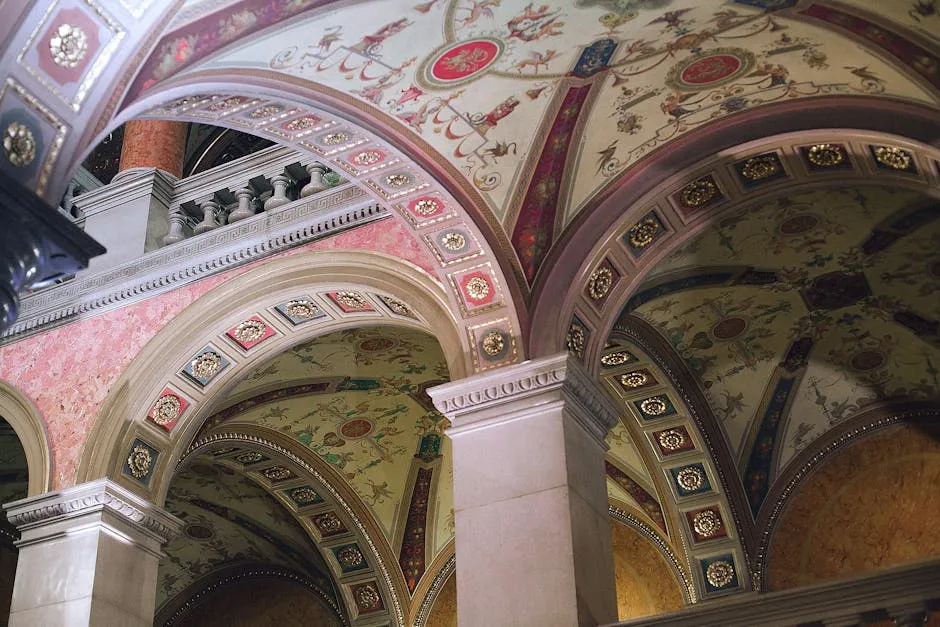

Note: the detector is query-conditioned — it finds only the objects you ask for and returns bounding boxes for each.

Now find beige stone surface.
[610,520,686,620]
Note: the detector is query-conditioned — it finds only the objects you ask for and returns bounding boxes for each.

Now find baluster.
[193,199,221,235]
[163,206,187,245]
[228,187,256,223]
[264,173,292,210]
[300,163,326,197]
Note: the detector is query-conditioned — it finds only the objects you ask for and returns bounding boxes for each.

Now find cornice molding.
[429,352,621,443]
[603,559,940,627]
[1,185,385,345]
[3,478,182,544]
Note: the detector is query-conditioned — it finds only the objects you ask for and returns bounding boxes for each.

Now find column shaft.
[118,120,187,178]
[430,353,619,627]
[3,479,181,626]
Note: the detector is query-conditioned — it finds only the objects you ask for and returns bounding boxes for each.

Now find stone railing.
[1,144,388,344]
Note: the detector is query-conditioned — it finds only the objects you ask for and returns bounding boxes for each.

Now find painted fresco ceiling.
[134,0,939,282]
[160,458,334,607]
[624,185,940,517]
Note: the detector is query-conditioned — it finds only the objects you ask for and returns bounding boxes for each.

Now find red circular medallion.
[681,54,742,85]
[340,419,374,439]
[429,39,502,84]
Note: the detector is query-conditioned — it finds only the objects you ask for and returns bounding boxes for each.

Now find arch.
[76,249,466,494]
[0,381,51,496]
[531,116,940,364]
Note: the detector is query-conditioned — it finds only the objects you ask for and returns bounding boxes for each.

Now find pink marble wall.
[0,219,437,489]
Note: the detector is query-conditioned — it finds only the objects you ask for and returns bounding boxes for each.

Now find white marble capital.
[429,351,621,445]
[3,479,182,626]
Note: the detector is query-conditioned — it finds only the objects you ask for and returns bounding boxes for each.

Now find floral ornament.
[150,394,182,426]
[440,232,466,251]
[190,351,223,379]
[336,545,365,568]
[480,330,506,357]
[692,509,723,537]
[49,24,88,68]
[353,582,382,610]
[287,486,321,505]
[233,319,267,343]
[739,155,780,181]
[385,172,411,187]
[872,145,914,171]
[620,371,648,388]
[600,351,633,366]
[126,445,153,479]
[352,150,382,165]
[3,122,36,167]
[249,104,283,119]
[676,466,704,491]
[587,266,614,300]
[566,322,585,358]
[321,131,349,145]
[285,299,319,319]
[680,177,719,208]
[464,276,490,301]
[640,396,668,416]
[380,296,413,317]
[657,429,686,451]
[413,198,441,215]
[332,291,369,310]
[806,143,845,167]
[705,560,735,588]
[235,451,264,464]
[262,466,294,481]
[628,217,659,247]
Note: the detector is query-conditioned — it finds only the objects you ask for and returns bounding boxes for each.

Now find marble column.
[428,353,619,627]
[118,120,187,178]
[3,479,182,626]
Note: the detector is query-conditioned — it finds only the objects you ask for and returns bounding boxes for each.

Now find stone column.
[118,119,187,178]
[3,479,182,626]
[428,353,619,627]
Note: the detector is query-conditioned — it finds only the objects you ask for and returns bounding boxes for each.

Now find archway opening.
[0,417,29,625]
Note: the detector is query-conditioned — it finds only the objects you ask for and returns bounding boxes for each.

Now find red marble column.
[118,119,187,178]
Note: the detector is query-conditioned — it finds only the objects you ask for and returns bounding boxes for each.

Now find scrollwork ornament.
[49,23,88,68]
[3,122,36,167]
[588,266,614,300]
[873,145,913,171]
[127,445,153,479]
[706,560,735,588]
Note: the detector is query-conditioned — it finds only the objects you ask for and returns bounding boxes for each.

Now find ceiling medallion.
[440,231,466,251]
[658,429,686,451]
[588,266,614,300]
[191,351,223,379]
[354,583,382,610]
[334,291,368,309]
[151,394,181,426]
[480,330,506,357]
[3,122,37,167]
[126,445,153,479]
[289,487,321,504]
[693,510,723,537]
[680,178,719,208]
[640,397,668,416]
[628,217,659,248]
[465,276,490,301]
[873,145,913,171]
[413,198,441,215]
[676,466,704,491]
[806,143,845,167]
[620,371,648,388]
[352,150,382,165]
[262,466,294,481]
[235,451,264,464]
[49,23,88,68]
[706,560,735,588]
[249,104,282,119]
[233,319,267,343]
[321,131,349,145]
[337,546,364,568]
[566,323,585,357]
[385,172,411,187]
[285,299,319,319]
[740,155,779,181]
[601,351,632,366]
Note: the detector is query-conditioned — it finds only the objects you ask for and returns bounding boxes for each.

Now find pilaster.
[429,352,621,627]
[3,478,182,626]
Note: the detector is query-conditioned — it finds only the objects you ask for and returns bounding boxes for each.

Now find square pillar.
[3,479,182,626]
[429,353,620,627]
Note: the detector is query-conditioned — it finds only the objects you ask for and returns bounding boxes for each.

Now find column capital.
[429,352,621,444]
[4,478,182,548]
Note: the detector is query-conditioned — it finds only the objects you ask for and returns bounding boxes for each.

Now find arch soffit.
[98,78,527,371]
[538,127,940,368]
[76,249,464,492]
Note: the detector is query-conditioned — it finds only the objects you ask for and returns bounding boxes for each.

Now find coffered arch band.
[76,249,467,497]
